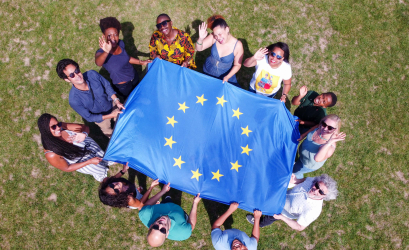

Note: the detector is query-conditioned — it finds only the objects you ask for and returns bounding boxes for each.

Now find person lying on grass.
[212,202,261,250]
[98,163,159,209]
[292,85,337,134]
[139,184,201,247]
[38,113,113,182]
[247,174,338,231]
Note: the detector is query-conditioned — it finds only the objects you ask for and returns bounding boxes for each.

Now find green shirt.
[294,91,327,131]
[139,203,192,241]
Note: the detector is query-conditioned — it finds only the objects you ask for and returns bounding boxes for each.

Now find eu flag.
[103,59,299,215]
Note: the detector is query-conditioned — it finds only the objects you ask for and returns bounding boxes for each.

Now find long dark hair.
[37,113,86,160]
[99,177,137,208]
[267,42,290,63]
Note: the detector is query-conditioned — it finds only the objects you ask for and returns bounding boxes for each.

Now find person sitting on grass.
[56,59,124,138]
[98,163,160,209]
[38,113,113,182]
[138,183,201,247]
[247,174,338,231]
[212,202,261,250]
[292,85,337,134]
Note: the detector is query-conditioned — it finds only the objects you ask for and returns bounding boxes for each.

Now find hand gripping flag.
[104,59,299,215]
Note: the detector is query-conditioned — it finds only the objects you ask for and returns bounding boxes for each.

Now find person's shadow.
[202,200,234,229]
[188,20,211,74]
[121,22,151,79]
[128,168,148,192]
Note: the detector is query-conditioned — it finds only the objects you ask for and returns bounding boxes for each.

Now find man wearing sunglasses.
[56,59,124,138]
[292,85,337,134]
[247,174,338,231]
[138,183,202,247]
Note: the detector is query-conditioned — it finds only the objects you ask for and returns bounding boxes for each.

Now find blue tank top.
[203,40,238,84]
[96,40,137,85]
[298,128,327,169]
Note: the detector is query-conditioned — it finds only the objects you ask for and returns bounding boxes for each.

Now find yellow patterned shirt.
[149,27,196,69]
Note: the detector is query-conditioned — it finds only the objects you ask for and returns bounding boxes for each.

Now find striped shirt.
[45,130,113,182]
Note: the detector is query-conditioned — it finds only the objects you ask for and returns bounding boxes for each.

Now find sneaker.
[165,196,171,200]
[246,214,255,225]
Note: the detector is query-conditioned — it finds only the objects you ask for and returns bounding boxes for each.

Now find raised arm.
[144,182,170,206]
[187,194,201,230]
[251,210,262,242]
[95,35,112,66]
[211,202,239,230]
[291,85,308,105]
[243,48,268,67]
[140,179,160,204]
[314,132,346,162]
[195,22,214,52]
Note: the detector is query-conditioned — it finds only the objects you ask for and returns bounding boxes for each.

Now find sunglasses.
[321,121,336,131]
[152,224,167,234]
[50,122,62,130]
[108,183,120,194]
[156,20,171,30]
[270,52,283,60]
[67,67,81,78]
[314,182,326,195]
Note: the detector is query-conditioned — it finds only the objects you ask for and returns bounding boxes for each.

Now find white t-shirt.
[249,55,292,97]
[282,177,323,227]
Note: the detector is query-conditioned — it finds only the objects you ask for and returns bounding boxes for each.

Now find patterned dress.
[149,27,196,69]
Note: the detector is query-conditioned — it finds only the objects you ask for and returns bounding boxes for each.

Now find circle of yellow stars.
[164,94,253,182]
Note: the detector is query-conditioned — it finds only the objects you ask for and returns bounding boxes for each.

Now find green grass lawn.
[1,0,408,249]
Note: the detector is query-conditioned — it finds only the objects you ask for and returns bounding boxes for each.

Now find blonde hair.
[321,114,341,133]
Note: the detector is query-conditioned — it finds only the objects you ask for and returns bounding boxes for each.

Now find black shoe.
[246,214,255,225]
[259,215,278,228]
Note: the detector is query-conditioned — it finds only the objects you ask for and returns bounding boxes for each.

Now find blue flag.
[104,59,299,215]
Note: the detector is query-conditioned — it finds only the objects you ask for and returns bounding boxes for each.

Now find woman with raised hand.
[196,15,244,86]
[149,13,196,69]
[95,17,151,98]
[38,113,113,182]
[243,42,292,101]
[290,114,346,183]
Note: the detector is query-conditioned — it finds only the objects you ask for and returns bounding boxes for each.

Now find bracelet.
[282,93,287,96]
[82,131,88,137]
[113,97,119,103]
[196,41,203,45]
[120,170,125,175]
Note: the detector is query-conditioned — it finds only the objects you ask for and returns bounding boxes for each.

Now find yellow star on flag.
[196,94,208,106]
[166,116,178,127]
[211,169,224,181]
[173,156,185,169]
[191,169,202,181]
[241,126,252,137]
[232,108,243,119]
[241,144,253,155]
[216,95,227,107]
[230,161,242,172]
[164,136,176,149]
[178,102,189,113]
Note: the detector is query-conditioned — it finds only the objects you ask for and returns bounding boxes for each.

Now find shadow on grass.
[188,19,211,74]
[82,118,110,151]
[128,168,147,192]
[202,200,234,229]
